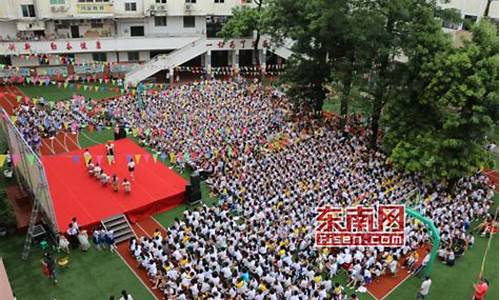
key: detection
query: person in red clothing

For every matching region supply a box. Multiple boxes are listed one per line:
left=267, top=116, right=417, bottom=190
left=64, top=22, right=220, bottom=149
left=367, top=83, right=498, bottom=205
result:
left=473, top=277, right=489, bottom=300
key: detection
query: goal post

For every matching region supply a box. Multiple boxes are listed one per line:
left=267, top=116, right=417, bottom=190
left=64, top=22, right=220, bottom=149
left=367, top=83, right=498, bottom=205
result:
left=406, top=207, right=441, bottom=276
left=404, top=190, right=440, bottom=276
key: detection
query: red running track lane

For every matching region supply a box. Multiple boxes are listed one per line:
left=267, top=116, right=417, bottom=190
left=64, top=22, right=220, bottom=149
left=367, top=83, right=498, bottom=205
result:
left=115, top=232, right=163, bottom=300
left=40, top=131, right=81, bottom=156
left=0, top=86, right=18, bottom=115
left=484, top=170, right=499, bottom=192
left=366, top=245, right=432, bottom=300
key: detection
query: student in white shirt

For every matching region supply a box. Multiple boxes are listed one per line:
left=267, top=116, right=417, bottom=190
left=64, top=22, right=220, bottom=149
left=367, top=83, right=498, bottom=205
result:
left=416, top=276, right=432, bottom=299
left=119, top=290, right=133, bottom=300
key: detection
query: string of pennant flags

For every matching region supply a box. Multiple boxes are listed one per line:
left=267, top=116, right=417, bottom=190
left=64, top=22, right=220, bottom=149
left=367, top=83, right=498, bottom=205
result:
left=0, top=62, right=286, bottom=84
left=0, top=152, right=169, bottom=169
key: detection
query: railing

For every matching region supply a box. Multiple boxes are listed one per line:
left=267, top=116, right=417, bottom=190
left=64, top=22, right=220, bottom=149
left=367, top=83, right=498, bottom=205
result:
left=125, top=37, right=206, bottom=83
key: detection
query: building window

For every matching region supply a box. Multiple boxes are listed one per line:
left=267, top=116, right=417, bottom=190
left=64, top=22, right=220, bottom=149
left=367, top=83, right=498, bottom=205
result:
left=128, top=52, right=140, bottom=61
left=92, top=52, right=107, bottom=62
left=186, top=0, right=196, bottom=3
left=50, top=0, right=66, bottom=4
left=90, top=19, right=104, bottom=28
left=156, top=0, right=166, bottom=3
left=214, top=0, right=224, bottom=2
left=130, top=26, right=145, bottom=36
left=463, top=15, right=478, bottom=30
left=125, top=2, right=137, bottom=11
left=21, top=5, right=36, bottom=18
left=154, top=16, right=167, bottom=27
left=183, top=16, right=195, bottom=28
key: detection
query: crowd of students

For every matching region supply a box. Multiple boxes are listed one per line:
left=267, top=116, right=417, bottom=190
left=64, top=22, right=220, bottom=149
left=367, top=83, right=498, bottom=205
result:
left=13, top=78, right=495, bottom=299
left=13, top=95, right=92, bottom=152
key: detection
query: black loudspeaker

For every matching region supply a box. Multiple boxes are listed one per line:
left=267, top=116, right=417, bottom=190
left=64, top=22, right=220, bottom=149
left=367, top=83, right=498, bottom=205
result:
left=114, top=125, right=127, bottom=140
left=190, top=174, right=201, bottom=193
left=186, top=184, right=201, bottom=204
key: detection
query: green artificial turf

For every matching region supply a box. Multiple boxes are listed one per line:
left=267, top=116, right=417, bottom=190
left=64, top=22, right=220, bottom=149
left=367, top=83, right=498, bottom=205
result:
left=0, top=235, right=152, bottom=300
left=387, top=194, right=499, bottom=300
left=78, top=129, right=115, bottom=149
left=387, top=233, right=499, bottom=300
left=18, top=84, right=121, bottom=102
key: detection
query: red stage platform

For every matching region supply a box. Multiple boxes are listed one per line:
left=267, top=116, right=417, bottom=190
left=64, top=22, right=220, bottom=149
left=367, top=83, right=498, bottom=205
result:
left=41, top=139, right=187, bottom=231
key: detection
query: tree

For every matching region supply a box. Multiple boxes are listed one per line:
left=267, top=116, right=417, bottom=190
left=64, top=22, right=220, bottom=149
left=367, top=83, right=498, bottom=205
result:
left=219, top=1, right=266, bottom=69
left=267, top=0, right=376, bottom=126
left=359, top=0, right=461, bottom=149
left=383, top=20, right=499, bottom=187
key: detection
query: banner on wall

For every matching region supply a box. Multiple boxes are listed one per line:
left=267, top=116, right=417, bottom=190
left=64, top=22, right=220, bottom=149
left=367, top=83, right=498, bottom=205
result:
left=110, top=63, right=138, bottom=73
left=74, top=65, right=104, bottom=74
left=0, top=68, right=30, bottom=78
left=76, top=3, right=113, bottom=14
left=36, top=66, right=68, bottom=77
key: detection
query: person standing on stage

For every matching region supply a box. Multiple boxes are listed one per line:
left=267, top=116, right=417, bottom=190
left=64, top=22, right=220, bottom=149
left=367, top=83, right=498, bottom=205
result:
left=105, top=141, right=115, bottom=164
left=127, top=158, right=135, bottom=181
left=122, top=178, right=131, bottom=193
left=83, top=149, right=92, bottom=166
left=112, top=174, right=119, bottom=192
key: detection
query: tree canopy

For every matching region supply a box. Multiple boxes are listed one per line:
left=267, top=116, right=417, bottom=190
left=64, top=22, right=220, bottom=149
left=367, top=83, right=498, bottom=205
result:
left=383, top=20, right=499, bottom=185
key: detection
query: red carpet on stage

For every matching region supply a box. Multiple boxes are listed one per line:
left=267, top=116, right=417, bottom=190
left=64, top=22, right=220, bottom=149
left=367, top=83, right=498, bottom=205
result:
left=41, top=139, right=187, bottom=231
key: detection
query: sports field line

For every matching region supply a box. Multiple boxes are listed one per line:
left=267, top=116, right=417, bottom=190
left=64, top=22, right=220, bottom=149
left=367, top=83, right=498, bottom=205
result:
left=366, top=288, right=378, bottom=300
left=134, top=222, right=152, bottom=238
left=115, top=248, right=159, bottom=300
left=379, top=272, right=413, bottom=300
left=69, top=132, right=81, bottom=149
left=52, top=134, right=69, bottom=153
left=41, top=139, right=56, bottom=155
left=150, top=216, right=169, bottom=234
left=80, top=130, right=105, bottom=146
left=63, top=132, right=80, bottom=151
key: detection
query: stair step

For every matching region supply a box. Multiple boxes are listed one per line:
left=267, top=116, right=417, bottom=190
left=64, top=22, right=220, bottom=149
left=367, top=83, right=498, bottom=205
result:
left=115, top=231, right=133, bottom=240
left=107, top=222, right=130, bottom=232
left=101, top=214, right=135, bottom=245
left=104, top=218, right=128, bottom=228
left=102, top=214, right=126, bottom=224
left=114, top=232, right=135, bottom=244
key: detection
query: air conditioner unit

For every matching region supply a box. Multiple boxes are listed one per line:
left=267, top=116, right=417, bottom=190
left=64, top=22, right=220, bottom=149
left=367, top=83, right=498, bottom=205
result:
left=149, top=5, right=156, bottom=11
left=51, top=6, right=58, bottom=12
left=157, top=5, right=166, bottom=11
left=60, top=6, right=69, bottom=12
left=185, top=4, right=192, bottom=11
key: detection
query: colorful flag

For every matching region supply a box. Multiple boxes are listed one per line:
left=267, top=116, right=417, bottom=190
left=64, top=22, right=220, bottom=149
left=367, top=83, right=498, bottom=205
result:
left=26, top=154, right=35, bottom=165
left=134, top=154, right=141, bottom=164
left=0, top=155, right=6, bottom=168
left=107, top=155, right=114, bottom=165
